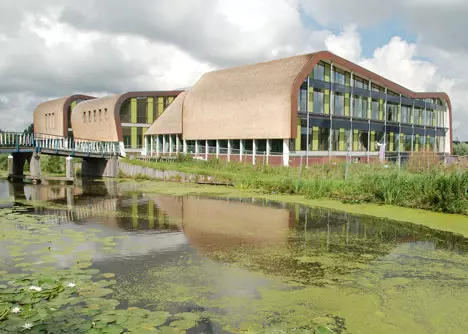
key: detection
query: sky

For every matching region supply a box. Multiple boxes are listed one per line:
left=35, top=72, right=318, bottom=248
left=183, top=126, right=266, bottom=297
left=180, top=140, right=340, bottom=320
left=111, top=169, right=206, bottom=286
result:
left=0, top=0, right=467, bottom=139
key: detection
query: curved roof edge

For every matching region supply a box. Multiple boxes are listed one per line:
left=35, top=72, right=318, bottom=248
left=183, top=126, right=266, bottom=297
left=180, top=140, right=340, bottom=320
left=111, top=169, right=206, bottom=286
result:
left=34, top=94, right=95, bottom=137
left=290, top=51, right=453, bottom=152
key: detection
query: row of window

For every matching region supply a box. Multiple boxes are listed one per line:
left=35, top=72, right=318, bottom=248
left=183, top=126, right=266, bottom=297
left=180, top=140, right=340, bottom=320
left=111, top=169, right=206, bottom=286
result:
left=311, top=62, right=444, bottom=107
left=298, top=127, right=444, bottom=153
left=299, top=87, right=446, bottom=127
left=83, top=109, right=109, bottom=124
left=44, top=113, right=56, bottom=131
left=120, top=97, right=175, bottom=124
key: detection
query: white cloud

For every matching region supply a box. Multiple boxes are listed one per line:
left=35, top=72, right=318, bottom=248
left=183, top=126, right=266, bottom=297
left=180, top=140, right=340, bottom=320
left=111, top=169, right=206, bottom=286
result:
left=325, top=25, right=362, bottom=63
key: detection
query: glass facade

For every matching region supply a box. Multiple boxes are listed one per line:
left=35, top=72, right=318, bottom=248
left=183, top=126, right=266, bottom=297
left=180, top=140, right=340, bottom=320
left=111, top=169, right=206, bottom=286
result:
left=295, top=64, right=449, bottom=155
left=120, top=95, right=177, bottom=150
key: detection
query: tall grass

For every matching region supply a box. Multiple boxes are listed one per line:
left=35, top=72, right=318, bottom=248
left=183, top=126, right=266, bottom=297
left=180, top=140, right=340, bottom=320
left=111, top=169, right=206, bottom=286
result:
left=125, top=156, right=468, bottom=215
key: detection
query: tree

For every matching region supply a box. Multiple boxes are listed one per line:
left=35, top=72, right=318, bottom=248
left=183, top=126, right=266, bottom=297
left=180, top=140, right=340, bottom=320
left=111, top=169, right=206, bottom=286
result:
left=23, top=123, right=34, bottom=134
left=453, top=142, right=468, bottom=156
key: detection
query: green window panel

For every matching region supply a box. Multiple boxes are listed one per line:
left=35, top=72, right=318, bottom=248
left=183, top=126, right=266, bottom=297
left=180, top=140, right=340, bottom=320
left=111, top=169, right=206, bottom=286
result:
left=312, top=126, right=319, bottom=151
left=367, top=97, right=372, bottom=119
left=433, top=112, right=437, bottom=127
left=324, top=90, right=330, bottom=114
left=131, top=127, right=138, bottom=149
left=426, top=136, right=430, bottom=151
left=379, top=100, right=384, bottom=120
left=157, top=97, right=164, bottom=117
left=71, top=101, right=77, bottom=109
left=344, top=93, right=350, bottom=117
left=168, top=97, right=175, bottom=104
left=345, top=72, right=351, bottom=86
left=400, top=134, right=404, bottom=152
left=339, top=129, right=345, bottom=151
left=353, top=129, right=358, bottom=151
left=295, top=119, right=301, bottom=151
left=308, top=88, right=314, bottom=112
left=397, top=104, right=401, bottom=123
left=389, top=133, right=394, bottom=152
left=324, top=63, right=331, bottom=82
left=370, top=131, right=376, bottom=152
left=415, top=134, right=419, bottom=152
left=131, top=98, right=137, bottom=123
left=147, top=97, right=154, bottom=124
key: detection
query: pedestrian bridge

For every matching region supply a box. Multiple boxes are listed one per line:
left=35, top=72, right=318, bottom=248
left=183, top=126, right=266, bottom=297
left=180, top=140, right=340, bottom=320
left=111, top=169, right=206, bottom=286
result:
left=0, top=132, right=124, bottom=182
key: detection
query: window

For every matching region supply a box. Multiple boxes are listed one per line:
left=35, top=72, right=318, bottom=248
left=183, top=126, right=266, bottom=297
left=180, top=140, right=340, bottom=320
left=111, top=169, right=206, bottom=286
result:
left=371, top=99, right=379, bottom=120
left=427, top=136, right=435, bottom=151
left=353, top=95, right=367, bottom=118
left=414, top=108, right=422, bottom=125
left=355, top=130, right=369, bottom=152
left=318, top=127, right=329, bottom=151
left=314, top=63, right=325, bottom=81
left=426, top=109, right=434, bottom=126
left=93, top=110, right=97, bottom=123
left=372, top=83, right=382, bottom=92
left=401, top=105, right=411, bottom=124
left=104, top=109, right=108, bottom=121
left=313, top=89, right=324, bottom=114
left=120, top=100, right=131, bottom=123
left=387, top=103, right=398, bottom=122
left=123, top=127, right=131, bottom=148
left=404, top=134, right=412, bottom=152
left=353, top=76, right=368, bottom=90
left=418, top=135, right=425, bottom=151
left=334, top=92, right=344, bottom=116
left=333, top=69, right=345, bottom=85
left=137, top=97, right=148, bottom=123
left=88, top=111, right=91, bottom=123
left=300, top=119, right=309, bottom=151
left=99, top=109, right=102, bottom=122
left=83, top=112, right=86, bottom=123
left=298, top=86, right=307, bottom=111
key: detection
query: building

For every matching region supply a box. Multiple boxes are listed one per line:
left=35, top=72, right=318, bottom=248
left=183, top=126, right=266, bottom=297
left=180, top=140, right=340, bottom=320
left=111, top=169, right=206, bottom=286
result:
left=145, top=51, right=452, bottom=166
left=33, top=95, right=96, bottom=138
left=71, top=91, right=182, bottom=154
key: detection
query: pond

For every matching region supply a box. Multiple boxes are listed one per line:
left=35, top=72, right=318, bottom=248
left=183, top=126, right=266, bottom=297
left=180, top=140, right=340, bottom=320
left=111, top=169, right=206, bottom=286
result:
left=1, top=179, right=468, bottom=333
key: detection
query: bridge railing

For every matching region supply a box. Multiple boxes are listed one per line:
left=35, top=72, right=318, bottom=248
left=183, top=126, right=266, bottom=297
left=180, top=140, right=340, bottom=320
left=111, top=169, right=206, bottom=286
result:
left=0, top=132, right=121, bottom=157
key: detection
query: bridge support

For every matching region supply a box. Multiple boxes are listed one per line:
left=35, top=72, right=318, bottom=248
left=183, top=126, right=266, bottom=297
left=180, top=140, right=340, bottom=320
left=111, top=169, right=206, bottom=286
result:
left=66, top=157, right=74, bottom=183
left=7, top=152, right=42, bottom=184
left=81, top=157, right=119, bottom=178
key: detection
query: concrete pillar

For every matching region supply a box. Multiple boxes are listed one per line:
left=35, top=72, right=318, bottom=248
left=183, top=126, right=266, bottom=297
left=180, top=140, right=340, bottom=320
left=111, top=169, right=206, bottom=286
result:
left=183, top=140, right=187, bottom=154
left=81, top=157, right=119, bottom=178
left=216, top=140, right=220, bottom=159
left=227, top=140, right=232, bottom=162
left=29, top=152, right=41, bottom=183
left=66, top=157, right=74, bottom=182
left=195, top=140, right=199, bottom=155
left=7, top=155, right=13, bottom=179
left=176, top=135, right=180, bottom=154
left=283, top=139, right=290, bottom=167
left=252, top=140, right=257, bottom=166
left=240, top=140, right=245, bottom=162
left=162, top=135, right=167, bottom=154
left=205, top=140, right=209, bottom=160
left=169, top=135, right=173, bottom=155
left=66, top=186, right=74, bottom=210
left=266, top=139, right=271, bottom=165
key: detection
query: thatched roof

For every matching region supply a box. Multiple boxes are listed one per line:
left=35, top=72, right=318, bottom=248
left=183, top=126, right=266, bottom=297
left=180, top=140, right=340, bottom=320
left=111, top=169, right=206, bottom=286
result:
left=146, top=91, right=187, bottom=135
left=182, top=54, right=315, bottom=140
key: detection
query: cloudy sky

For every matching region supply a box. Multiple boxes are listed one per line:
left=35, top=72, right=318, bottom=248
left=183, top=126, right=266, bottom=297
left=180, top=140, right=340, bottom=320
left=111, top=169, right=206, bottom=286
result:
left=0, top=0, right=467, bottom=138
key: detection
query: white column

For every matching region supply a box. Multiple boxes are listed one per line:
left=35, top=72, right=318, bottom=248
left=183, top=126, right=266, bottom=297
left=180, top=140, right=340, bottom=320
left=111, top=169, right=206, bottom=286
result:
left=169, top=135, right=173, bottom=155
left=266, top=139, right=271, bottom=165
left=176, top=135, right=180, bottom=154
left=183, top=139, right=187, bottom=154
left=216, top=140, right=220, bottom=159
left=252, top=139, right=257, bottom=166
left=240, top=140, right=245, bottom=162
left=156, top=136, right=160, bottom=157
left=283, top=139, right=290, bottom=167
left=205, top=140, right=209, bottom=160
left=150, top=135, right=154, bottom=156
left=195, top=140, right=199, bottom=155
left=227, top=140, right=232, bottom=162
left=162, top=135, right=167, bottom=154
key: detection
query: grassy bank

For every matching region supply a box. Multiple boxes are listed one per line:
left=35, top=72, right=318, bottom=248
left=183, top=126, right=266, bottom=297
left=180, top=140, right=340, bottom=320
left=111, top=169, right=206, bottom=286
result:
left=124, top=157, right=468, bottom=215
